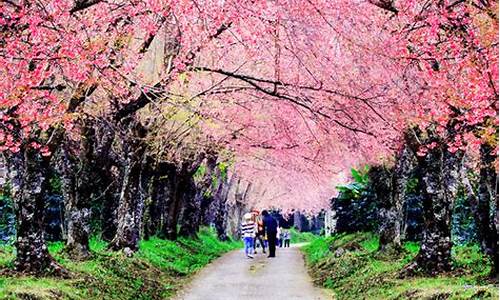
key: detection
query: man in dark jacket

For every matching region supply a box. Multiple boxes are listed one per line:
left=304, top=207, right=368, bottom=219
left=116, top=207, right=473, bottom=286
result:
left=261, top=210, right=278, bottom=257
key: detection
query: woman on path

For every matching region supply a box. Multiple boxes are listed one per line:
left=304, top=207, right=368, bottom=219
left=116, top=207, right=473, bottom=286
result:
left=241, top=213, right=256, bottom=259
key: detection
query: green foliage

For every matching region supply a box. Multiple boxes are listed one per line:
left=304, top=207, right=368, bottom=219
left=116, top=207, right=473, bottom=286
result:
left=193, top=165, right=207, bottom=181
left=0, top=191, right=15, bottom=244
left=452, top=186, right=478, bottom=244
left=218, top=162, right=229, bottom=180
left=336, top=167, right=369, bottom=200
left=453, top=244, right=491, bottom=275
left=48, top=175, right=63, bottom=194
left=207, top=161, right=230, bottom=193
left=403, top=241, right=420, bottom=255
left=302, top=233, right=498, bottom=300
left=351, top=166, right=370, bottom=185
left=0, top=228, right=241, bottom=300
left=405, top=177, right=419, bottom=194
left=289, top=228, right=318, bottom=244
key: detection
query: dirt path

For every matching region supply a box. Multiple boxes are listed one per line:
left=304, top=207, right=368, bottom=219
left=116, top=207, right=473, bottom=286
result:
left=173, top=244, right=330, bottom=300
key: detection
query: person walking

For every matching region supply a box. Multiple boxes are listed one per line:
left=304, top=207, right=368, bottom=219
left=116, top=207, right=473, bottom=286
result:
left=261, top=210, right=278, bottom=258
left=283, top=228, right=291, bottom=248
left=253, top=212, right=266, bottom=254
left=241, top=213, right=256, bottom=259
left=277, top=226, right=283, bottom=248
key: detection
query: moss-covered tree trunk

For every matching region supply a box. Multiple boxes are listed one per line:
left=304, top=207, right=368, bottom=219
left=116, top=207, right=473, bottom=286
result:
left=7, top=149, right=64, bottom=275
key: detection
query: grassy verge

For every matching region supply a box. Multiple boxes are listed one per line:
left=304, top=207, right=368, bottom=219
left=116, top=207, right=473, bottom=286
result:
left=302, top=232, right=498, bottom=300
left=289, top=228, right=318, bottom=244
left=0, top=228, right=241, bottom=300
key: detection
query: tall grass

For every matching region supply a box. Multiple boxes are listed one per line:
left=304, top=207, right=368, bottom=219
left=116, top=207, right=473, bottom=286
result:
left=0, top=227, right=241, bottom=300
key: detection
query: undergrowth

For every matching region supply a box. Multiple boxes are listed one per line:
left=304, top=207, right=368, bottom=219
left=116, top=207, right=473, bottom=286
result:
left=0, top=227, right=241, bottom=300
left=289, top=228, right=318, bottom=244
left=302, top=232, right=498, bottom=300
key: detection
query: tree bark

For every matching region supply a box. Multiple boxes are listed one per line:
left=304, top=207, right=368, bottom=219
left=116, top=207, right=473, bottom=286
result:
left=178, top=155, right=218, bottom=237
left=142, top=161, right=163, bottom=240
left=59, top=122, right=95, bottom=259
left=94, top=123, right=119, bottom=241
left=162, top=154, right=206, bottom=240
left=162, top=172, right=185, bottom=240
left=178, top=176, right=200, bottom=238
left=198, top=155, right=218, bottom=226
left=109, top=121, right=147, bottom=254
left=213, top=172, right=234, bottom=241
left=7, top=149, right=65, bottom=275
left=379, top=141, right=415, bottom=252
left=405, top=129, right=463, bottom=275
left=475, top=143, right=499, bottom=279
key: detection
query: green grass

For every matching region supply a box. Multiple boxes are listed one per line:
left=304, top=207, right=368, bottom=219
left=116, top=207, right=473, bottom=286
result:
left=302, top=232, right=498, bottom=300
left=0, top=228, right=241, bottom=300
left=289, top=228, right=319, bottom=244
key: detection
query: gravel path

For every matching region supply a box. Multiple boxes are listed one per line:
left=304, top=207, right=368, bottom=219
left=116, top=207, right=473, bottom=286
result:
left=173, top=244, right=330, bottom=300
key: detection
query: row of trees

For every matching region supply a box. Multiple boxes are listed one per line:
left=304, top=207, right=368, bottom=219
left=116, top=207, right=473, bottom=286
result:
left=2, top=127, right=255, bottom=273
left=0, top=0, right=497, bottom=279
left=330, top=130, right=498, bottom=278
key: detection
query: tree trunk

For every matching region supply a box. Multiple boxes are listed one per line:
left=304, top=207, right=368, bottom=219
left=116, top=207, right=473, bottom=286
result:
left=162, top=155, right=206, bottom=240
left=109, top=122, right=147, bottom=254
left=213, top=173, right=234, bottom=241
left=405, top=130, right=463, bottom=275
left=475, top=143, right=499, bottom=279
left=7, top=149, right=65, bottom=275
left=225, top=180, right=251, bottom=239
left=59, top=123, right=94, bottom=259
left=142, top=163, right=161, bottom=240
left=178, top=155, right=218, bottom=237
left=163, top=173, right=184, bottom=240
left=99, top=171, right=119, bottom=241
left=178, top=177, right=200, bottom=238
left=379, top=142, right=415, bottom=252
left=94, top=121, right=119, bottom=241
left=198, top=155, right=218, bottom=226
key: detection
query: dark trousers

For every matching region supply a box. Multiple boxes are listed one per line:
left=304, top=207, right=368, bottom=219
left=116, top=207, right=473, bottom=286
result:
left=267, top=231, right=277, bottom=257
left=284, top=239, right=290, bottom=247
left=254, top=235, right=266, bottom=253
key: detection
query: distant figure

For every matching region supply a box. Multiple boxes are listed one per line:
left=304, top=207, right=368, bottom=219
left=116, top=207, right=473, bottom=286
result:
left=253, top=211, right=266, bottom=254
left=277, top=226, right=283, bottom=247
left=241, top=213, right=256, bottom=259
left=283, top=228, right=291, bottom=248
left=262, top=210, right=278, bottom=258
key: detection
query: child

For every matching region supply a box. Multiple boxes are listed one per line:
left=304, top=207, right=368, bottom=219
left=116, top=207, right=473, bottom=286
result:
left=241, top=213, right=256, bottom=259
left=283, top=229, right=291, bottom=248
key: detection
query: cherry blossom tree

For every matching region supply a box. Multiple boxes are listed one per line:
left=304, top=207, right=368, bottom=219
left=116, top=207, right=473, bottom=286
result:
left=0, top=0, right=497, bottom=275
